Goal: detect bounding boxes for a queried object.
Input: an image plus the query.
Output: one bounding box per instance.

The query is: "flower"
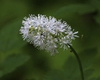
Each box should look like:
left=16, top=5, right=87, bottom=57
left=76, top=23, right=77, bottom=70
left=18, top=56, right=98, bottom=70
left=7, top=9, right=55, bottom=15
left=20, top=14, right=78, bottom=55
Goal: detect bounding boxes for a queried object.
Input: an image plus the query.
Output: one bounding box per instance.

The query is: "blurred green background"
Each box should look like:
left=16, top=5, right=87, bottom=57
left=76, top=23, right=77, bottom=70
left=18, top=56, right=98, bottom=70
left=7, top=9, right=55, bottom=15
left=0, top=0, right=100, bottom=80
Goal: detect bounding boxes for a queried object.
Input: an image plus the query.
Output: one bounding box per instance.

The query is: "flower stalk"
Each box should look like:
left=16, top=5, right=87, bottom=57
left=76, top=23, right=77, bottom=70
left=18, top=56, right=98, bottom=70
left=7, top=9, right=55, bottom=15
left=20, top=14, right=82, bottom=79
left=67, top=44, right=84, bottom=80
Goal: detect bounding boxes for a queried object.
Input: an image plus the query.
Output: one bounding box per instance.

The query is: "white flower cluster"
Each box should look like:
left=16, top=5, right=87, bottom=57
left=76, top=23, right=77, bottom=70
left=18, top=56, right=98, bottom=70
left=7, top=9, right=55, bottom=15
left=20, top=14, right=78, bottom=55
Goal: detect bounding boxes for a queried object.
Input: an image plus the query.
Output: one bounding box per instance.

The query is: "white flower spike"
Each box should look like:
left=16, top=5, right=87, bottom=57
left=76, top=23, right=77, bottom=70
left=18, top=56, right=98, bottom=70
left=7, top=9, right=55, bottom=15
left=20, top=14, right=78, bottom=55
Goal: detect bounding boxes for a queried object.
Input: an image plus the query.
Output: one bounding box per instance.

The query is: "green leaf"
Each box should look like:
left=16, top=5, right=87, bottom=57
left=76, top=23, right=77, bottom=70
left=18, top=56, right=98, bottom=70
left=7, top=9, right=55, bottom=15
left=54, top=4, right=96, bottom=18
left=89, top=0, right=100, bottom=11
left=0, top=54, right=30, bottom=78
left=79, top=48, right=97, bottom=70
left=0, top=0, right=29, bottom=18
left=0, top=18, right=27, bottom=54
left=94, top=13, right=100, bottom=25
left=63, top=56, right=81, bottom=80
left=0, top=0, right=29, bottom=29
left=43, top=48, right=97, bottom=80
left=44, top=70, right=66, bottom=80
left=88, top=0, right=100, bottom=25
left=89, top=77, right=100, bottom=80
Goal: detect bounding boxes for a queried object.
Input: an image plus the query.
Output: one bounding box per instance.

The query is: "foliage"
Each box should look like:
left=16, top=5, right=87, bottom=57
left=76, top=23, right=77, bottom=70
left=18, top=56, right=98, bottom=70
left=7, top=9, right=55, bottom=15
left=0, top=0, right=100, bottom=80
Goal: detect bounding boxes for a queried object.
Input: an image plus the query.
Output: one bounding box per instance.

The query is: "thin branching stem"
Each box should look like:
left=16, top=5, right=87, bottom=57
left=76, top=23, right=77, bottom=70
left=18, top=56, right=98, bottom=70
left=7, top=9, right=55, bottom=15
left=67, top=44, right=84, bottom=80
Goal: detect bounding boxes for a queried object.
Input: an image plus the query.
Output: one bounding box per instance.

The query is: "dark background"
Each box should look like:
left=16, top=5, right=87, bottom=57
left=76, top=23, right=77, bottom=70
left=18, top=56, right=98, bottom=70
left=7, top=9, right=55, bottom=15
left=0, top=0, right=100, bottom=80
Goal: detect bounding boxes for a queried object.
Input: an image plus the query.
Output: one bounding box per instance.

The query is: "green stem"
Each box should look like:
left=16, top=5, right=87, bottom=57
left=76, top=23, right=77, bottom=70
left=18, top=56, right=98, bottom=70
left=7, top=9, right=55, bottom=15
left=67, top=44, right=84, bottom=80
